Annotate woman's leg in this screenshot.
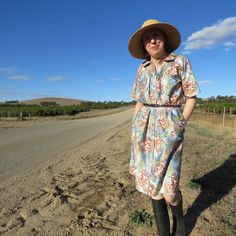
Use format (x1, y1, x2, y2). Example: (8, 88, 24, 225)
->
(165, 191, 186, 236)
(151, 194, 171, 236)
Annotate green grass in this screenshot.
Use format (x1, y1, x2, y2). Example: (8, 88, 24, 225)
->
(230, 229, 236, 236)
(186, 179, 201, 190)
(129, 209, 154, 228)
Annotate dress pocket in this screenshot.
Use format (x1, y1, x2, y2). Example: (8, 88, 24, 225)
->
(132, 109, 140, 123)
(177, 109, 186, 132)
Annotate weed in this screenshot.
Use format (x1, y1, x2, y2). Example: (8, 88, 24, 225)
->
(186, 179, 201, 190)
(232, 230, 236, 236)
(129, 209, 154, 228)
(124, 186, 136, 196)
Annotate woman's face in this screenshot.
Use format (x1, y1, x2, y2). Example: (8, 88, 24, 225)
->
(142, 28, 167, 59)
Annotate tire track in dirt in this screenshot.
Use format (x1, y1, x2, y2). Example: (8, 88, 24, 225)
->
(0, 121, 138, 236)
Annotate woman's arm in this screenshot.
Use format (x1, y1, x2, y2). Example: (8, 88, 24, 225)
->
(182, 96, 197, 122)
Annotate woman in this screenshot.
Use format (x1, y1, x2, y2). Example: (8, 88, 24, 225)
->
(128, 19, 200, 236)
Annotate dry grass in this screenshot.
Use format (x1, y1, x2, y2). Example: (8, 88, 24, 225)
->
(180, 122, 236, 236)
(190, 111, 236, 130)
(123, 121, 236, 236)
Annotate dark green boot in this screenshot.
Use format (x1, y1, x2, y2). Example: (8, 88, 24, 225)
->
(169, 191, 186, 236)
(151, 198, 171, 236)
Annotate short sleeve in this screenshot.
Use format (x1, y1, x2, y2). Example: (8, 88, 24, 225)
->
(181, 57, 201, 98)
(130, 64, 145, 102)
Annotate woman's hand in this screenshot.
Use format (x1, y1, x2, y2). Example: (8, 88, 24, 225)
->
(133, 102, 144, 117)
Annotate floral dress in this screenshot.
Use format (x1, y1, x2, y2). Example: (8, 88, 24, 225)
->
(129, 53, 200, 198)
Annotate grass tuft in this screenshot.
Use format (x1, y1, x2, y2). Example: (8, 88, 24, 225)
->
(129, 209, 154, 228)
(186, 179, 201, 190)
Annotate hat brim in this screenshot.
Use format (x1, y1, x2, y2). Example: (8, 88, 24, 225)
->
(128, 22, 181, 59)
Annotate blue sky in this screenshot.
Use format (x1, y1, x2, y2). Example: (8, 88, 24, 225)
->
(0, 0, 236, 102)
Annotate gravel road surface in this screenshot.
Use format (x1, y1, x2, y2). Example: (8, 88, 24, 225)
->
(0, 108, 133, 183)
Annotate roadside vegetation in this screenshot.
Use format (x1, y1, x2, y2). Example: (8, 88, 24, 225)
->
(196, 95, 236, 114)
(0, 101, 134, 118)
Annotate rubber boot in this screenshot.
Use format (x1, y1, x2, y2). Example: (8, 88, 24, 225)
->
(151, 198, 171, 236)
(169, 191, 186, 236)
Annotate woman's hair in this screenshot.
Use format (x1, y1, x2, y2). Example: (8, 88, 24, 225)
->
(142, 28, 170, 60)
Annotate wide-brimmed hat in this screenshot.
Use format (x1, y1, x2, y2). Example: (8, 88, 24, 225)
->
(128, 19, 181, 59)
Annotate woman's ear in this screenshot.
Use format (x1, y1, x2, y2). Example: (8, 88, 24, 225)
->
(142, 46, 150, 60)
(164, 39, 169, 53)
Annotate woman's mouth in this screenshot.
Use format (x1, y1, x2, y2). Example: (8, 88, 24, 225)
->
(150, 45, 159, 50)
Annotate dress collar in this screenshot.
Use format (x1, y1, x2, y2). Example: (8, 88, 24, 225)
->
(162, 53, 177, 62)
(142, 53, 177, 68)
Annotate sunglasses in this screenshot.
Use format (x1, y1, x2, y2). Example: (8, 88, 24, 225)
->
(142, 32, 166, 44)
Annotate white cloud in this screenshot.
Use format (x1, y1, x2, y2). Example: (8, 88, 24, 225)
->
(198, 80, 211, 85)
(0, 67, 15, 74)
(7, 75, 29, 80)
(183, 17, 236, 52)
(47, 76, 65, 82)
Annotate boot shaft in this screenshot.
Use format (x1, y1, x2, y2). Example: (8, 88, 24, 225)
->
(151, 198, 171, 236)
(169, 191, 186, 236)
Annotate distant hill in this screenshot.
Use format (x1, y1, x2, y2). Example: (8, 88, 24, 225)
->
(21, 97, 92, 106)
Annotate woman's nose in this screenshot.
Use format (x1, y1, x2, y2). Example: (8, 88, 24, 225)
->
(150, 38, 156, 43)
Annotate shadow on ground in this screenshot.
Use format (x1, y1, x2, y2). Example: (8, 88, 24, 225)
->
(184, 153, 236, 235)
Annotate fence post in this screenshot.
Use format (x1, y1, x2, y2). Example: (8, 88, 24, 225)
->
(222, 107, 225, 127)
(19, 112, 23, 121)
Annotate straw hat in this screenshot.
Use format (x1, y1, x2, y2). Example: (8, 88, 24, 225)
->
(128, 19, 181, 59)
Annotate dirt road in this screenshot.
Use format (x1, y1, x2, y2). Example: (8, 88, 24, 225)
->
(0, 108, 133, 183)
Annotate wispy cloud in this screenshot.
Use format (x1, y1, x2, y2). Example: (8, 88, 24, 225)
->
(182, 50, 191, 55)
(223, 41, 236, 51)
(109, 77, 119, 81)
(183, 17, 236, 53)
(0, 67, 30, 81)
(96, 79, 104, 84)
(0, 88, 53, 101)
(96, 78, 119, 84)
(198, 80, 211, 85)
(0, 67, 15, 74)
(7, 75, 29, 80)
(47, 76, 65, 82)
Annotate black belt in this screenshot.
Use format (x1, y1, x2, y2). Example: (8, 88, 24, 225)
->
(143, 103, 181, 107)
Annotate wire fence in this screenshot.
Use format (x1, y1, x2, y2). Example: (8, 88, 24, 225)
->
(0, 111, 63, 121)
(190, 110, 236, 129)
(1, 108, 236, 130)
